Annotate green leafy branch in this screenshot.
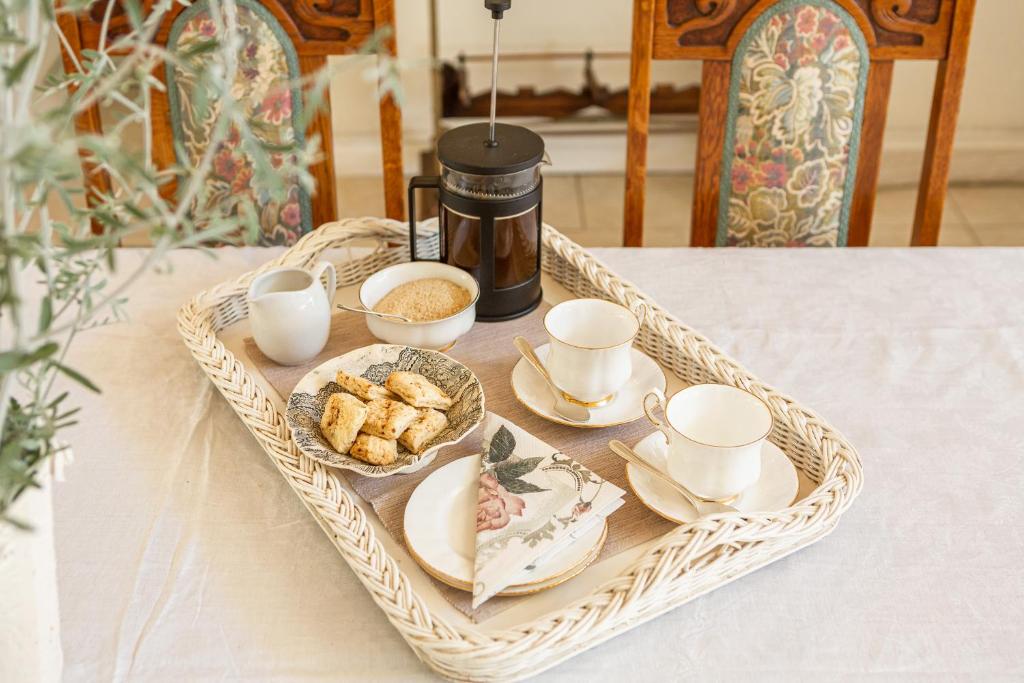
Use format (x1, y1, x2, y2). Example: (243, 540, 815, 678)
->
(0, 0, 403, 528)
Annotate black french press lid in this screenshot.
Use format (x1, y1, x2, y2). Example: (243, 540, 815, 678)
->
(436, 122, 545, 176)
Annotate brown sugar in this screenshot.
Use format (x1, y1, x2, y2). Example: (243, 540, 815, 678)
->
(374, 278, 472, 322)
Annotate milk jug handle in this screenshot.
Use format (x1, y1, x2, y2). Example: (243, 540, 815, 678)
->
(311, 261, 337, 307)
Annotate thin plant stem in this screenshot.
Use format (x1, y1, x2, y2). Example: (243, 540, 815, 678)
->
(1, 0, 401, 522)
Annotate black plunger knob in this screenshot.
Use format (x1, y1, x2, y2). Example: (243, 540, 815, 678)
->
(485, 0, 511, 19)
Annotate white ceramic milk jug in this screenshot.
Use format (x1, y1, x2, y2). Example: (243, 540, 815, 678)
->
(247, 261, 336, 365)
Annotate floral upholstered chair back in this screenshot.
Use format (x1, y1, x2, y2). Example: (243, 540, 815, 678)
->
(167, 0, 312, 246)
(719, 0, 869, 247)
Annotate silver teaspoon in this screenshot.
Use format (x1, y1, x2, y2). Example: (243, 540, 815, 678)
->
(512, 336, 591, 424)
(337, 303, 411, 323)
(608, 439, 737, 516)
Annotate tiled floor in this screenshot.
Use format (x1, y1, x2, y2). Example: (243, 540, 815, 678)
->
(339, 174, 1024, 247)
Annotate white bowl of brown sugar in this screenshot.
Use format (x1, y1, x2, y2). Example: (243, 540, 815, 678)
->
(358, 262, 479, 350)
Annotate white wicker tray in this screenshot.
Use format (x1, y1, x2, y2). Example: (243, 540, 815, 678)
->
(177, 218, 863, 681)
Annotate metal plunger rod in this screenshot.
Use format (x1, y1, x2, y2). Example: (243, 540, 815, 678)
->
(487, 17, 501, 145)
(484, 0, 510, 146)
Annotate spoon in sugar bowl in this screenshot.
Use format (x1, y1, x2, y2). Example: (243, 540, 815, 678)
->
(513, 336, 590, 423)
(337, 303, 411, 323)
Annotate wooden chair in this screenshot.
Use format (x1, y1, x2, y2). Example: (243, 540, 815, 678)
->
(58, 0, 404, 245)
(624, 0, 976, 246)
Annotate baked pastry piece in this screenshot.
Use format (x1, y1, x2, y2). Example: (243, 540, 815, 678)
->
(398, 408, 448, 454)
(362, 397, 420, 439)
(385, 371, 453, 410)
(335, 370, 394, 401)
(319, 392, 367, 454)
(350, 433, 398, 466)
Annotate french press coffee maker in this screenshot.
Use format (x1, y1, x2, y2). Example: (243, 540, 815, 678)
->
(408, 0, 545, 321)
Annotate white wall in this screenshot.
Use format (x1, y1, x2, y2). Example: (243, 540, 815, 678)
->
(879, 0, 1024, 183)
(331, 0, 1024, 181)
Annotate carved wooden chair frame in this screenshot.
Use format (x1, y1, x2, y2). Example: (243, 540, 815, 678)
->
(58, 0, 405, 235)
(624, 0, 976, 246)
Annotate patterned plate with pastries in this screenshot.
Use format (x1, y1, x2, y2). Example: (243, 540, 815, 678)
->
(286, 344, 485, 477)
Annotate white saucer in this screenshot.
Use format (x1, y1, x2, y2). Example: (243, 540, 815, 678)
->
(626, 432, 799, 523)
(511, 344, 667, 428)
(404, 455, 607, 593)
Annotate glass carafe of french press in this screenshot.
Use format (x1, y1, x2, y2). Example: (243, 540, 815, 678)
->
(407, 0, 545, 321)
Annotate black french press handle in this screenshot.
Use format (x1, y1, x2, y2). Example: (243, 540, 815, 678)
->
(408, 175, 445, 262)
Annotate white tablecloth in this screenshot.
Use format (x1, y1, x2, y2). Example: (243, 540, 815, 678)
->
(51, 246, 1024, 681)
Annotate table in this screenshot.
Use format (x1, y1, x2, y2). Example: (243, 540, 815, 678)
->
(50, 246, 1024, 680)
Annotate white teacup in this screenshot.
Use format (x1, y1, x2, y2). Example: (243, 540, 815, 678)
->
(248, 261, 336, 365)
(643, 384, 773, 501)
(543, 298, 646, 405)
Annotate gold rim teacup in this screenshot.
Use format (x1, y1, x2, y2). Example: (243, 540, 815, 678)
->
(642, 384, 773, 502)
(543, 298, 647, 406)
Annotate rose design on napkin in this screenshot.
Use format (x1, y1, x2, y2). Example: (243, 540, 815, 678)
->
(476, 425, 548, 532)
(477, 472, 526, 532)
(472, 414, 626, 608)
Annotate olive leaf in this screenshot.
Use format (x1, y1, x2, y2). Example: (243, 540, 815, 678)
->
(0, 342, 58, 371)
(2, 46, 38, 86)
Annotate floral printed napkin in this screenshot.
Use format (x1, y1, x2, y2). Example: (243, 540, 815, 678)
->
(473, 413, 625, 607)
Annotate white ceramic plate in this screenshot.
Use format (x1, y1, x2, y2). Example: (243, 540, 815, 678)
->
(496, 523, 607, 596)
(286, 344, 484, 477)
(511, 344, 667, 428)
(404, 455, 607, 592)
(627, 431, 799, 523)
